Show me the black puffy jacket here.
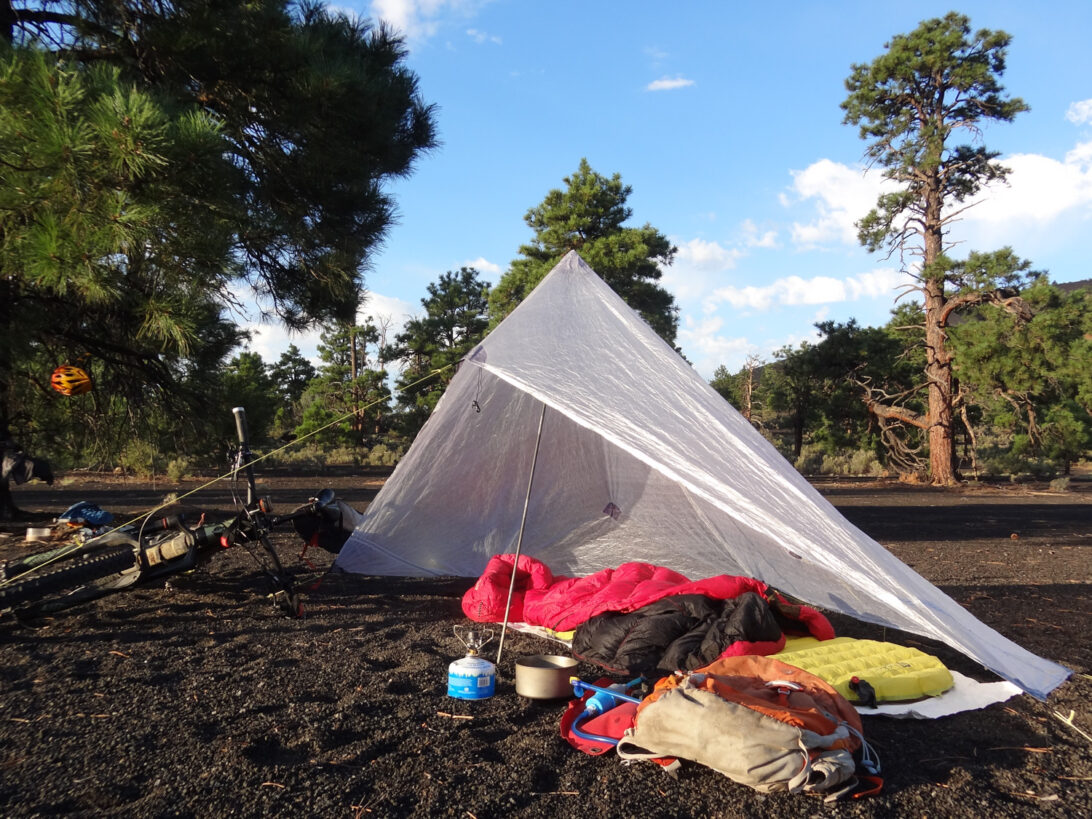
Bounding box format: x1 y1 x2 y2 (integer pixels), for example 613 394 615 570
571 591 783 676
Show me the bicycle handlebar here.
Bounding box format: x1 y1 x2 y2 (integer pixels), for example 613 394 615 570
142 514 186 534
3 407 315 619
232 406 250 448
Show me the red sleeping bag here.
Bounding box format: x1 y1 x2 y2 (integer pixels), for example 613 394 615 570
461 554 834 641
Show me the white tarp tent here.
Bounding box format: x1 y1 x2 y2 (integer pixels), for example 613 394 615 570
335 251 1070 700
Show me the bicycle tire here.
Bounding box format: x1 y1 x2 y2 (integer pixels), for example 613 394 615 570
252 532 303 618
0 544 136 611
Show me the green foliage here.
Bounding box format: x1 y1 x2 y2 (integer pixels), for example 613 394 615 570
841 13 1030 484
793 444 825 475
489 159 678 345
220 352 278 441
793 444 886 478
2 2 436 471
8 0 438 331
263 443 329 471
366 443 403 466
842 12 1027 257
166 457 192 483
711 356 766 423
269 345 318 418
295 322 391 448
950 279 1092 471
928 248 1037 294
120 439 163 478
387 267 490 437
1 49 169 292
294 398 352 448
0 42 239 422
725 277 1090 481
1050 477 1070 493
710 365 741 406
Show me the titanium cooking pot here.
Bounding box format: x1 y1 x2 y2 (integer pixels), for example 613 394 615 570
514 654 579 699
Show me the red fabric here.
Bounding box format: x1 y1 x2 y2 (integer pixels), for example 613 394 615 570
559 677 638 755
718 637 786 659
461 555 835 642
460 553 559 622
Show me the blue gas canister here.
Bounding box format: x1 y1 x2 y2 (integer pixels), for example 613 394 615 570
448 626 496 700
447 654 496 699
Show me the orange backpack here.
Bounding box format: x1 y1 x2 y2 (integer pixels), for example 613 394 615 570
616 654 880 800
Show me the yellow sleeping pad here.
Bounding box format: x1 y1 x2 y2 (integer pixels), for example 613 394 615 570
773 636 954 703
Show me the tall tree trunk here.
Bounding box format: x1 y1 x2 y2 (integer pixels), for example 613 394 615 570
1 0 14 44
0 277 12 438
741 355 758 423
922 170 957 485
924 279 956 484
349 327 362 439
792 411 804 459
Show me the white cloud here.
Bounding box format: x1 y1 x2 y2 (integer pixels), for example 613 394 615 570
362 291 419 324
1066 99 1092 125
676 238 742 271
741 219 778 249
646 75 694 92
662 238 744 303
676 314 756 379
787 159 891 247
466 27 501 44
664 225 779 306
463 256 503 276
245 323 322 366
369 0 492 42
788 144 1092 252
960 151 1092 229
1067 141 1092 166
240 291 419 368
704 268 905 312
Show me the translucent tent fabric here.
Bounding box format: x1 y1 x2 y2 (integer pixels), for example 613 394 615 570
335 251 1070 699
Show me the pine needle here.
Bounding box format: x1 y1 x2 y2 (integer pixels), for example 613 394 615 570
1052 710 1092 745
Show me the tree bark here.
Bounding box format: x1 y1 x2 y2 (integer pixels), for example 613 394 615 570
923 278 957 484
2 0 14 44
922 157 958 485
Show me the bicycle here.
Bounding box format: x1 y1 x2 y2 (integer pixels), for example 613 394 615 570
0 407 347 619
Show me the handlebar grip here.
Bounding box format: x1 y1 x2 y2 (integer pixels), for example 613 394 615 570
232 406 250 445
144 514 185 533
191 524 224 549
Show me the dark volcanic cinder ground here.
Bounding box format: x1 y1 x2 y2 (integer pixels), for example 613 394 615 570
0 472 1089 818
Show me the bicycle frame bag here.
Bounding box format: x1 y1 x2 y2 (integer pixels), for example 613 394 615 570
616 654 876 799
292 500 362 555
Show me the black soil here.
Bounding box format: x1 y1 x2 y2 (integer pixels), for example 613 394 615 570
1 473 1089 818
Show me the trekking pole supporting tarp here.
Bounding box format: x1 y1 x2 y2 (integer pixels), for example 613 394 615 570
496 402 547 665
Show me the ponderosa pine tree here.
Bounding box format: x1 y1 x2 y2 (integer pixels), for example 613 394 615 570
842 12 1032 484
295 323 391 447
1 1 435 450
0 44 245 466
387 267 491 436
489 159 679 346
949 278 1092 474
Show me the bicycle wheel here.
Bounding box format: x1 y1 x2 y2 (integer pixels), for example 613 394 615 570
248 532 303 618
0 542 137 613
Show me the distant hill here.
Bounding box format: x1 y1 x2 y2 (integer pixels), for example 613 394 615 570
1055 278 1091 294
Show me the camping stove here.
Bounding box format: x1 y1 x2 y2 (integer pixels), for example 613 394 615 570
448 625 496 700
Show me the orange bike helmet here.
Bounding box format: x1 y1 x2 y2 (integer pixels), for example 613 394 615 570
51 365 93 396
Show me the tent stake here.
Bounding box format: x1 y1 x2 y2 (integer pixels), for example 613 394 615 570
496 402 547 665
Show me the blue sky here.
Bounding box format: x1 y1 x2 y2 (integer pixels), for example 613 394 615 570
247 1 1092 380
